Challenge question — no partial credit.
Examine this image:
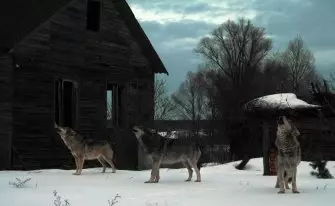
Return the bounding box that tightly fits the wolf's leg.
[97,157,107,173]
[107,147,117,173]
[155,168,160,183]
[285,177,290,189]
[292,167,300,194]
[102,154,116,173]
[275,176,280,188]
[188,159,201,182]
[73,157,80,175]
[182,160,193,181]
[153,159,162,183]
[76,157,84,175]
[277,168,285,193]
[275,160,280,188]
[146,159,160,183]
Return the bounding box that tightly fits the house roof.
[0,0,168,74]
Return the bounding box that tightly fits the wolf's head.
[277,116,300,137]
[132,126,163,154]
[132,126,145,139]
[132,126,156,139]
[54,123,72,140]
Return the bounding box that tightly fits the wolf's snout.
[132,127,139,133]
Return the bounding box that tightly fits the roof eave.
[113,0,168,75]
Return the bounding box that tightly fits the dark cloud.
[128,0,335,92]
[141,21,214,41]
[252,0,335,51]
[183,3,218,14]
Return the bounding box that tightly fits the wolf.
[132,126,204,183]
[274,116,301,194]
[55,123,116,175]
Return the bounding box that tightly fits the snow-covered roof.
[158,131,178,139]
[157,130,207,139]
[244,93,321,112]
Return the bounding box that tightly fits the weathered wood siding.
[0,55,13,170]
[8,0,155,170]
[11,65,60,169]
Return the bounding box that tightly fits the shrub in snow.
[310,160,333,179]
[9,177,32,188]
[108,194,121,206]
[53,190,70,206]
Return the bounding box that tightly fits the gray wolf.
[132,126,203,183]
[55,123,116,175]
[274,116,301,193]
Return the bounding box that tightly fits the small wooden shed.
[243,93,325,175]
[0,0,168,170]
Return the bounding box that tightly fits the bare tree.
[261,55,291,94]
[171,71,210,120]
[154,77,175,120]
[194,18,273,118]
[328,73,335,90]
[195,18,272,87]
[281,35,316,94]
[194,18,274,169]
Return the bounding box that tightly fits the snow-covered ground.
[1,158,334,206]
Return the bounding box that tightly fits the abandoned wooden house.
[0,0,168,170]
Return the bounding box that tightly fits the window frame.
[106,82,125,128]
[54,78,79,129]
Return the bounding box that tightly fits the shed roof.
[243,93,322,117]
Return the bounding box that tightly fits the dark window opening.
[107,83,124,127]
[55,79,78,128]
[86,0,101,31]
[54,80,61,125]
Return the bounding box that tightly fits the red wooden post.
[262,121,270,175]
[269,148,277,176]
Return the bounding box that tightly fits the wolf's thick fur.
[55,123,116,175]
[274,116,301,194]
[132,126,203,183]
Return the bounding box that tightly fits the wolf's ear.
[54,122,59,128]
[277,116,284,125]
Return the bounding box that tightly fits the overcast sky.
[128,0,335,93]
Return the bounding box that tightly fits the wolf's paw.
[72,172,81,175]
[293,190,300,194]
[144,180,157,183]
[185,179,191,182]
[194,179,201,182]
[278,190,285,194]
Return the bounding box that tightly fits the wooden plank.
[262,121,270,176]
[0,55,13,170]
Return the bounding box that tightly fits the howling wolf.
[275,116,301,194]
[55,123,116,175]
[132,126,204,183]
